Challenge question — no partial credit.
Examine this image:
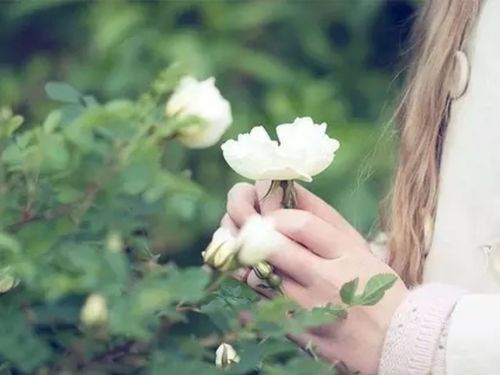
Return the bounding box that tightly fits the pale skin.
[222,181,408,374]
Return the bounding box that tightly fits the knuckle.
[227,182,252,200]
[296,210,314,229]
[281,209,314,238]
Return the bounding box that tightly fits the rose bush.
[0,67,396,374]
[0,1,416,373]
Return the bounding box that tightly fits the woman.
[222,0,500,373]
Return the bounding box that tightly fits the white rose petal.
[237,215,283,266]
[215,342,240,369]
[202,227,239,271]
[166,76,232,149]
[221,117,339,182]
[203,216,286,269]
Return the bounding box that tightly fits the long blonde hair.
[386,0,481,286]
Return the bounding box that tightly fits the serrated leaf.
[39,133,70,172]
[0,233,21,257]
[149,352,222,375]
[42,110,62,133]
[120,159,158,195]
[0,309,51,372]
[45,82,82,104]
[82,95,98,107]
[291,304,346,334]
[232,341,264,373]
[264,356,335,375]
[165,267,211,303]
[359,273,397,306]
[339,277,359,305]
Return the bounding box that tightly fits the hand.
[223,182,408,374]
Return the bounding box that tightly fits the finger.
[293,184,362,239]
[277,278,322,307]
[226,182,259,228]
[268,209,351,258]
[220,213,238,235]
[246,269,305,300]
[256,181,364,243]
[265,236,322,286]
[232,267,251,282]
[245,269,280,299]
[255,180,283,214]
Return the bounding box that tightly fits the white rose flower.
[237,215,282,266]
[202,216,284,270]
[81,293,108,327]
[215,342,240,369]
[202,227,239,271]
[221,117,339,182]
[166,76,232,149]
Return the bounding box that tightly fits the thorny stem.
[279,180,297,209]
[206,272,229,294]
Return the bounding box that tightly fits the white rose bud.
[215,342,240,369]
[202,227,239,271]
[0,267,18,294]
[81,293,108,327]
[166,76,232,149]
[221,117,339,182]
[106,231,123,253]
[237,215,283,266]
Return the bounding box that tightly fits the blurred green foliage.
[0,0,416,238]
[0,1,416,373]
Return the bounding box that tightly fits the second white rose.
[166,76,233,149]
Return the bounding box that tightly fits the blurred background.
[0,0,417,261]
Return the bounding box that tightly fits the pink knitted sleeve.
[378,284,466,375]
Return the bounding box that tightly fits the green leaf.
[82,95,98,107]
[264,356,335,375]
[0,309,51,372]
[291,304,346,334]
[0,107,24,138]
[120,159,158,195]
[0,233,21,257]
[149,352,222,375]
[339,277,359,305]
[232,341,264,373]
[358,273,397,306]
[53,184,85,203]
[39,133,70,172]
[42,110,62,133]
[151,63,187,96]
[164,267,211,303]
[45,82,82,104]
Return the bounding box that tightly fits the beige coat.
[422,0,500,373]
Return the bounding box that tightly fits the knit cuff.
[378,283,466,375]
